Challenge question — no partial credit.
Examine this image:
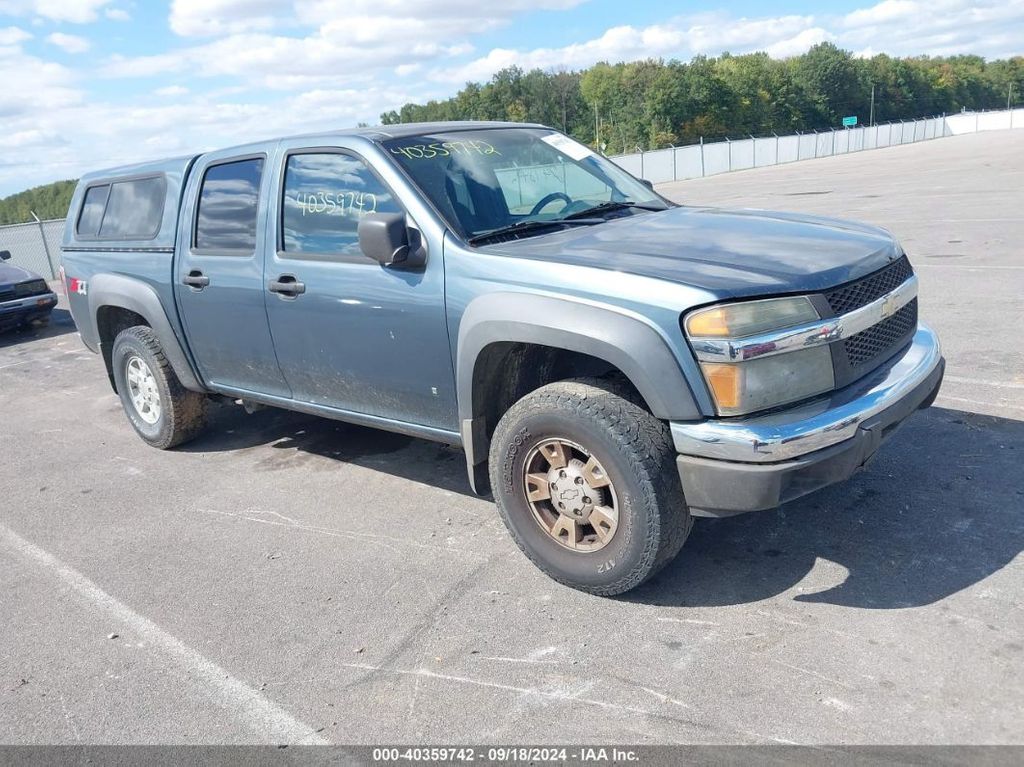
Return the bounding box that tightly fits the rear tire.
[111,325,208,449]
[489,377,691,596]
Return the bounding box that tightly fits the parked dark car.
[0,250,58,332]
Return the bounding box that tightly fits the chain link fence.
[610,108,1024,183]
[0,218,64,279]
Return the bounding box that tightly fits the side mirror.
[640,179,655,190]
[0,250,10,261]
[357,212,425,268]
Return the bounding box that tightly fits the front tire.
[111,325,208,449]
[489,378,691,596]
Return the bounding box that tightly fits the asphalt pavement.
[0,129,1021,745]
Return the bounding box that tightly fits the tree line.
[381,44,1024,154]
[0,180,77,227]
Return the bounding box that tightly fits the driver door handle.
[268,274,306,297]
[183,270,210,289]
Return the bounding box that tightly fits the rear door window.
[99,177,166,239]
[194,157,265,253]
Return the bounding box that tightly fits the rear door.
[175,147,291,397]
[262,140,456,430]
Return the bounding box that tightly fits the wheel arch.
[457,292,701,494]
[87,273,205,393]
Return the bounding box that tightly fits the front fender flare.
[87,273,205,393]
[456,292,701,488]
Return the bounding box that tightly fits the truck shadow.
[0,308,76,348]
[631,406,1024,609]
[185,402,1022,609]
[183,403,476,497]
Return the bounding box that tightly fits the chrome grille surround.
[843,297,918,367]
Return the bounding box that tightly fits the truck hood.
[0,262,41,287]
[483,206,903,298]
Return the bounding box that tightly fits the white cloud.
[0,26,32,45]
[154,85,189,97]
[297,0,583,21]
[432,0,1024,83]
[0,127,65,149]
[0,0,111,24]
[765,27,834,58]
[0,82,427,193]
[158,0,587,86]
[105,7,129,21]
[169,0,288,37]
[0,33,81,122]
[101,25,475,90]
[843,0,919,28]
[46,32,91,53]
[432,15,828,83]
[838,0,1024,59]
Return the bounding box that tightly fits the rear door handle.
[268,275,306,297]
[183,270,210,289]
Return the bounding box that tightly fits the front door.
[263,145,455,430]
[175,150,291,398]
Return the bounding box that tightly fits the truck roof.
[327,120,544,140]
[79,121,542,184]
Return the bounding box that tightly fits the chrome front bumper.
[671,323,944,516]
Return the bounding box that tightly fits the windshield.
[381,127,668,242]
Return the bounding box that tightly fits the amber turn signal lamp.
[701,363,742,410]
[686,307,731,337]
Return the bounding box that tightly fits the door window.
[194,157,265,253]
[281,153,401,258]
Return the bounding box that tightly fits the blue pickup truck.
[61,122,944,595]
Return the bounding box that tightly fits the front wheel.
[488,378,691,596]
[111,325,208,449]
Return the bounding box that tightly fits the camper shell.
[63,155,197,253]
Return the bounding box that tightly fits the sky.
[0,0,1022,196]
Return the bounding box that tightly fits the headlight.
[685,296,819,338]
[685,296,835,416]
[16,279,48,297]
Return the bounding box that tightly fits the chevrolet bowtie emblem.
[880,294,899,320]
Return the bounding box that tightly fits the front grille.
[0,286,15,302]
[825,256,914,315]
[844,298,918,367]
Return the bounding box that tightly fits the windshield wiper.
[467,218,599,246]
[559,200,667,221]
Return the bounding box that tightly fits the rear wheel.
[111,325,208,449]
[489,378,691,596]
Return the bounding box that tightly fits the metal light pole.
[869,84,876,127]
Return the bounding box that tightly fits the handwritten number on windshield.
[390,140,501,160]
